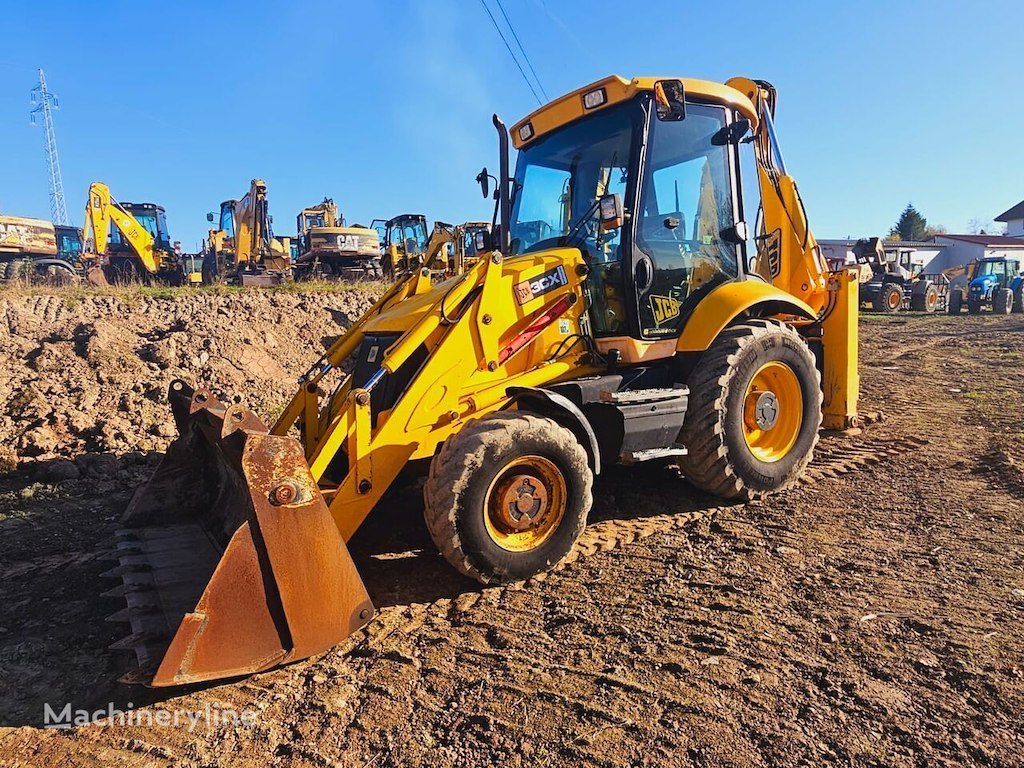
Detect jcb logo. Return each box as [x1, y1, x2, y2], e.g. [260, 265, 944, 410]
[757, 229, 782, 280]
[649, 294, 681, 326]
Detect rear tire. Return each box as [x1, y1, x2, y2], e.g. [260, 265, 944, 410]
[678, 320, 822, 500]
[1012, 284, 1024, 314]
[993, 288, 1013, 315]
[424, 412, 592, 584]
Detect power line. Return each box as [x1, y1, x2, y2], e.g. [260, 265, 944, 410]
[479, 0, 542, 105]
[493, 0, 548, 102]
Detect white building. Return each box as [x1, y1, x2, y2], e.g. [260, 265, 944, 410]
[995, 200, 1024, 237]
[929, 234, 1024, 272]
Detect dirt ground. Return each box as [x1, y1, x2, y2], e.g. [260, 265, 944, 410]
[0, 288, 1021, 767]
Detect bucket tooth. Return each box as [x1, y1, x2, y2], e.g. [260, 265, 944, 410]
[100, 563, 152, 579]
[109, 632, 168, 653]
[105, 607, 134, 624]
[102, 584, 130, 598]
[119, 667, 157, 686]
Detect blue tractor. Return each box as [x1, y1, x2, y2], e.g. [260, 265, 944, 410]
[948, 256, 1024, 315]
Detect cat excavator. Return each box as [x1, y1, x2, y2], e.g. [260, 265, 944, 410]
[110, 75, 859, 687]
[81, 182, 199, 285]
[202, 179, 291, 286]
[292, 198, 382, 280]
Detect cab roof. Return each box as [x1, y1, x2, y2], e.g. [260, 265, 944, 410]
[510, 75, 759, 150]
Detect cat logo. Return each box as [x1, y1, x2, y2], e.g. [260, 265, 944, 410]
[649, 294, 681, 326]
[514, 265, 569, 305]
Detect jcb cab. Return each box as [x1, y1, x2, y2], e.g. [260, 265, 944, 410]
[115, 76, 859, 686]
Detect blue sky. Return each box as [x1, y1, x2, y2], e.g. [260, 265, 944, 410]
[1, 0, 1021, 248]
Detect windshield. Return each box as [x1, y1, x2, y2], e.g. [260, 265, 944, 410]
[57, 231, 82, 258]
[390, 219, 428, 253]
[978, 260, 1014, 278]
[304, 213, 327, 229]
[509, 101, 635, 257]
[219, 203, 235, 237]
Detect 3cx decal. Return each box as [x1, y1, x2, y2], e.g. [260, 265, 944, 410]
[649, 294, 681, 326]
[514, 265, 568, 305]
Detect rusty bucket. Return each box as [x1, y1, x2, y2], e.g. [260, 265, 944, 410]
[107, 380, 373, 686]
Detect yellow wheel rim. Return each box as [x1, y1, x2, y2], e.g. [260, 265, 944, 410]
[887, 289, 901, 310]
[483, 455, 567, 552]
[742, 361, 803, 463]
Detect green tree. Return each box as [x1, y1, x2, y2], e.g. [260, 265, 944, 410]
[890, 203, 929, 241]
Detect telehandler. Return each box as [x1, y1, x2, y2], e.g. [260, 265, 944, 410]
[81, 183, 199, 285]
[112, 75, 859, 686]
[202, 179, 291, 286]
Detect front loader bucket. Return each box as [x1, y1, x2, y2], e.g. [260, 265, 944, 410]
[110, 379, 374, 687]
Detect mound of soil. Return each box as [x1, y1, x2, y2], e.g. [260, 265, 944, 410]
[0, 290, 378, 475]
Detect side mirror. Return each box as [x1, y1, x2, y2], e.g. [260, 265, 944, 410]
[474, 230, 489, 252]
[599, 193, 624, 231]
[476, 167, 490, 199]
[720, 221, 748, 244]
[654, 79, 686, 122]
[206, 212, 214, 223]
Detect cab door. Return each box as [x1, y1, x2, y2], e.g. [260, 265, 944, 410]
[628, 100, 742, 340]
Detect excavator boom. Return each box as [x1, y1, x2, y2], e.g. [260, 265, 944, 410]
[83, 182, 159, 275]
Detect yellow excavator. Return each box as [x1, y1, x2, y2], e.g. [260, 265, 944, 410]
[293, 198, 382, 280]
[111, 75, 859, 686]
[202, 179, 291, 286]
[81, 182, 200, 285]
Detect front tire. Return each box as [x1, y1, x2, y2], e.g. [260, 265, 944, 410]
[967, 297, 982, 315]
[948, 290, 963, 315]
[993, 288, 1012, 315]
[678, 320, 822, 500]
[424, 412, 592, 584]
[873, 282, 903, 313]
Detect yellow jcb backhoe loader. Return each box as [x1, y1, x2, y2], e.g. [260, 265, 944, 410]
[293, 198, 382, 280]
[371, 213, 430, 280]
[417, 221, 493, 278]
[81, 183, 200, 285]
[111, 75, 859, 687]
[202, 179, 291, 286]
